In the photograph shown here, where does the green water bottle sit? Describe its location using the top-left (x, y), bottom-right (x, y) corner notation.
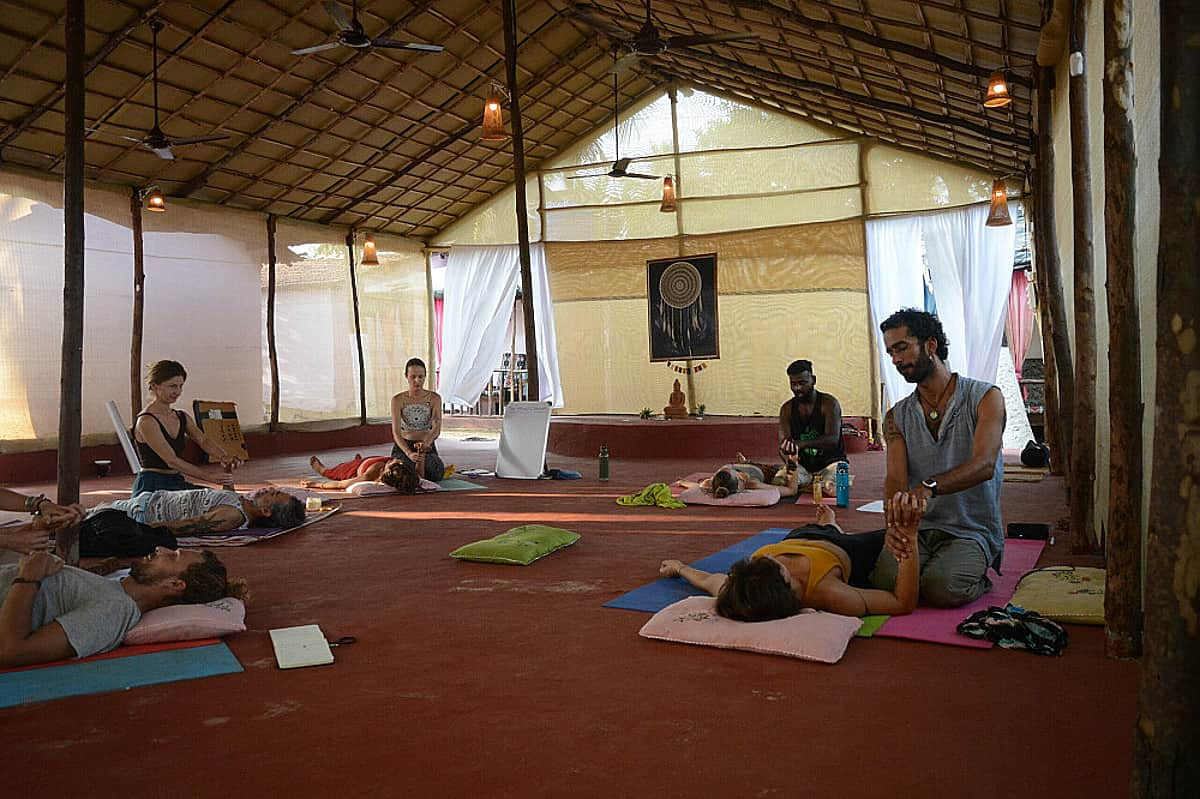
top-left (599, 443), bottom-right (610, 482)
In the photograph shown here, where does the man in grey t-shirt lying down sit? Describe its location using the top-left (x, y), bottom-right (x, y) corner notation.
top-left (0, 547), bottom-right (247, 669)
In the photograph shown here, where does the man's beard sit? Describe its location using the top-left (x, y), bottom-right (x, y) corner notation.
top-left (900, 350), bottom-right (935, 383)
top-left (127, 559), bottom-right (153, 583)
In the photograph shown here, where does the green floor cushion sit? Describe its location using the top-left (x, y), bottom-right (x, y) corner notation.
top-left (1009, 566), bottom-right (1105, 625)
top-left (450, 524), bottom-right (580, 565)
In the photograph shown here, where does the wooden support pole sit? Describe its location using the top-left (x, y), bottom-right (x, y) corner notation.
top-left (1067, 0), bottom-right (1097, 553)
top-left (1035, 65), bottom-right (1074, 477)
top-left (1101, 0), bottom-right (1143, 660)
top-left (56, 0), bottom-right (85, 507)
top-left (502, 0), bottom-right (540, 404)
top-left (1132, 0), bottom-right (1200, 788)
top-left (265, 214), bottom-right (280, 432)
top-left (665, 85), bottom-right (698, 414)
top-left (346, 228), bottom-right (368, 426)
top-left (129, 187), bottom-right (146, 426)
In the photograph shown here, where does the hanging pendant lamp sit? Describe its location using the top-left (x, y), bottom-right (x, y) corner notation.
top-left (659, 176), bottom-right (677, 213)
top-left (361, 233), bottom-right (380, 265)
top-left (983, 70), bottom-right (1012, 108)
top-left (144, 187), bottom-right (166, 212)
top-left (986, 178), bottom-right (1013, 227)
top-left (481, 88), bottom-right (508, 142)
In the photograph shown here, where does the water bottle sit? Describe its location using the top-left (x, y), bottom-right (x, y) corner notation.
top-left (835, 461), bottom-right (850, 508)
top-left (598, 443), bottom-right (610, 482)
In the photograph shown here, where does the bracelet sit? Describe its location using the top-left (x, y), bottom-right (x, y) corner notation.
top-left (11, 578), bottom-right (41, 588)
top-left (25, 494), bottom-right (46, 515)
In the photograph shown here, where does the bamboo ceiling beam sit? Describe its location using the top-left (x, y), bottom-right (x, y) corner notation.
top-left (670, 49), bottom-right (1030, 149)
top-left (0, 0), bottom-right (165, 152)
top-left (673, 66), bottom-right (1028, 176)
top-left (727, 0), bottom-right (1033, 86)
top-left (316, 35), bottom-right (602, 226)
top-left (177, 0), bottom-right (440, 198)
top-left (268, 6), bottom-right (580, 218)
top-left (77, 0), bottom-right (238, 174)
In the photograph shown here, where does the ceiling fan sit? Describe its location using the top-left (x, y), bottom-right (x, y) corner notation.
top-left (92, 19), bottom-right (228, 161)
top-left (573, 0), bottom-right (759, 74)
top-left (568, 69), bottom-right (659, 181)
top-left (293, 1), bottom-right (446, 56)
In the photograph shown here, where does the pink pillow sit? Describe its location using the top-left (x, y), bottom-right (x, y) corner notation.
top-left (679, 485), bottom-right (781, 506)
top-left (123, 597), bottom-right (246, 645)
top-left (638, 596), bottom-right (861, 663)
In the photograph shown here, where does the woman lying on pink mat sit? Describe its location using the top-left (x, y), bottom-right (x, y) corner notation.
top-left (658, 497), bottom-right (923, 620)
top-left (302, 454), bottom-right (420, 494)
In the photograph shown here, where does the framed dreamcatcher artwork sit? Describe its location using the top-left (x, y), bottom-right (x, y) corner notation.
top-left (646, 253), bottom-right (719, 362)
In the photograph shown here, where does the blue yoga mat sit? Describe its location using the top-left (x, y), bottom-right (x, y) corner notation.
top-left (0, 642), bottom-right (243, 708)
top-left (603, 528), bottom-right (790, 612)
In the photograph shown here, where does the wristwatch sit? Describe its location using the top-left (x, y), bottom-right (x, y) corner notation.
top-left (921, 478), bottom-right (939, 497)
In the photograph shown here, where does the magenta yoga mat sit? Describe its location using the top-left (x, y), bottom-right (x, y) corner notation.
top-left (873, 539), bottom-right (1046, 648)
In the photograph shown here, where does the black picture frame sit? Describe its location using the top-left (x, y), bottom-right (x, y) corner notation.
top-left (646, 253), bottom-right (719, 362)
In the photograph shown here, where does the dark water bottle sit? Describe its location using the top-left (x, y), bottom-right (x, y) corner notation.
top-left (835, 461), bottom-right (850, 508)
top-left (599, 443), bottom-right (610, 482)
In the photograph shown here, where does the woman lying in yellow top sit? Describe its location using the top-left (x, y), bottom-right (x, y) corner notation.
top-left (658, 496), bottom-right (922, 620)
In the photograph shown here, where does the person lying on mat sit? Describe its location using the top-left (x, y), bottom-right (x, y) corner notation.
top-left (301, 455), bottom-right (421, 494)
top-left (54, 488), bottom-right (306, 564)
top-left (658, 499), bottom-right (921, 620)
top-left (681, 453), bottom-right (804, 499)
top-left (0, 547), bottom-right (246, 668)
top-left (0, 488), bottom-right (84, 557)
top-left (391, 358), bottom-right (446, 482)
top-left (88, 487), bottom-right (305, 535)
top-left (132, 360), bottom-right (243, 496)
top-left (875, 308), bottom-right (1006, 608)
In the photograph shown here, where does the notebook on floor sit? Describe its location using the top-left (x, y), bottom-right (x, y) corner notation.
top-left (269, 624), bottom-right (334, 669)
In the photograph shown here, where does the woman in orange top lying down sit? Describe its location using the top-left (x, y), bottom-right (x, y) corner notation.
top-left (658, 496), bottom-right (922, 620)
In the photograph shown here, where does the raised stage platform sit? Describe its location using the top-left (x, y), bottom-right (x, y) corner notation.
top-left (547, 415), bottom-right (869, 460)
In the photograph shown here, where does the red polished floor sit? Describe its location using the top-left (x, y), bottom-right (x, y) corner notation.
top-left (0, 434), bottom-right (1137, 799)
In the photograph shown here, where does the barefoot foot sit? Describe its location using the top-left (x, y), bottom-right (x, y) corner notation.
top-left (815, 503), bottom-right (836, 526)
top-left (309, 456), bottom-right (325, 475)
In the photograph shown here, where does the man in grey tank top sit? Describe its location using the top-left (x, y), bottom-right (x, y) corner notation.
top-left (871, 309), bottom-right (1007, 607)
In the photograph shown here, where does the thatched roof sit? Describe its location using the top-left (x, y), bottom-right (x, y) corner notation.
top-left (0, 0), bottom-right (1039, 240)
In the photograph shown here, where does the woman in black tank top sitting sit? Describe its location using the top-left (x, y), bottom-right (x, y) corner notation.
top-left (131, 360), bottom-right (242, 496)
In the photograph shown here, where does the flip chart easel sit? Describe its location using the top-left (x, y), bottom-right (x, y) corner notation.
top-left (495, 401), bottom-right (551, 479)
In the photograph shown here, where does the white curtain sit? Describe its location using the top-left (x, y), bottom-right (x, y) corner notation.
top-left (527, 244), bottom-right (564, 406)
top-left (438, 244), bottom-right (563, 408)
top-left (865, 216), bottom-right (925, 408)
top-left (922, 202), bottom-right (1016, 382)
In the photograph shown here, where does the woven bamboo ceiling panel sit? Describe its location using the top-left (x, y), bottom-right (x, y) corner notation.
top-left (0, 0), bottom-right (1041, 239)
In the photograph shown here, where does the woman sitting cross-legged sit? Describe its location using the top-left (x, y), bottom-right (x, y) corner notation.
top-left (301, 455), bottom-right (421, 494)
top-left (391, 358), bottom-right (445, 482)
top-left (658, 497), bottom-right (922, 620)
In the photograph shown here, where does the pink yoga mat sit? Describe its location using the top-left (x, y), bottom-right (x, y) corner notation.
top-left (874, 539), bottom-right (1046, 648)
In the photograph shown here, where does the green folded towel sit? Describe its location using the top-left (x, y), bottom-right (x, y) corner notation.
top-left (616, 483), bottom-right (687, 509)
